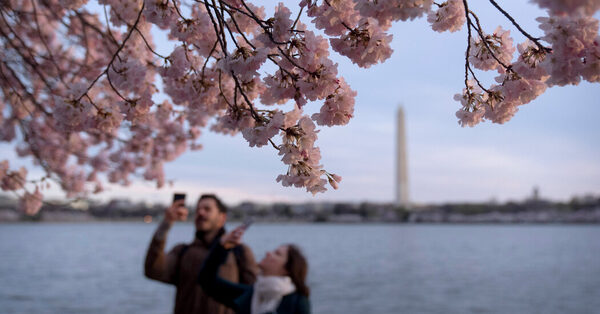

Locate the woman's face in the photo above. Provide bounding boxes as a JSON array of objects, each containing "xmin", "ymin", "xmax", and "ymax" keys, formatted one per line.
[{"xmin": 258, "ymin": 245, "xmax": 289, "ymax": 276}]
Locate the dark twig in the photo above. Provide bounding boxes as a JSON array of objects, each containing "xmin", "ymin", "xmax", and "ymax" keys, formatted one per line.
[
  {"xmin": 462, "ymin": 0, "xmax": 471, "ymax": 89},
  {"xmin": 488, "ymin": 0, "xmax": 551, "ymax": 53},
  {"xmin": 76, "ymin": 2, "xmax": 145, "ymax": 103},
  {"xmin": 134, "ymin": 27, "xmax": 168, "ymax": 59},
  {"xmin": 469, "ymin": 11, "xmax": 511, "ymax": 71}
]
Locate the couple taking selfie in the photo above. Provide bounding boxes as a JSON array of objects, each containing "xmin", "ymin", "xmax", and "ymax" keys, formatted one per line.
[{"xmin": 144, "ymin": 193, "xmax": 310, "ymax": 314}]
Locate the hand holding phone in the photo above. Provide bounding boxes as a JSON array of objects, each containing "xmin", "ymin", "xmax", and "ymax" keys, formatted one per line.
[
  {"xmin": 221, "ymin": 224, "xmax": 247, "ymax": 249},
  {"xmin": 165, "ymin": 193, "xmax": 188, "ymax": 222},
  {"xmin": 240, "ymin": 217, "xmax": 253, "ymax": 230}
]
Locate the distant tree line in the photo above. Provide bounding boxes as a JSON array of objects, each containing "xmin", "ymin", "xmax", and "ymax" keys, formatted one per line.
[{"xmin": 1, "ymin": 194, "xmax": 599, "ymax": 223}]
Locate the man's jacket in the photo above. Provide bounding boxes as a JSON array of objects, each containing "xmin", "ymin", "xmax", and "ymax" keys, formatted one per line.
[{"xmin": 145, "ymin": 221, "xmax": 258, "ymax": 314}]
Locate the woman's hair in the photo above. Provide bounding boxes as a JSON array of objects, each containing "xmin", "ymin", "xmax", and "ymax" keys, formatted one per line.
[{"xmin": 285, "ymin": 244, "xmax": 310, "ymax": 297}]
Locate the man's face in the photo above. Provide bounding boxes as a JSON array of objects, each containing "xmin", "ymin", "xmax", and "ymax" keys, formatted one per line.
[{"xmin": 195, "ymin": 198, "xmax": 226, "ymax": 232}]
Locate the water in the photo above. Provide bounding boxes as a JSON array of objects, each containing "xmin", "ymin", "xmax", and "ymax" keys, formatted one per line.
[{"xmin": 1, "ymin": 223, "xmax": 599, "ymax": 314}]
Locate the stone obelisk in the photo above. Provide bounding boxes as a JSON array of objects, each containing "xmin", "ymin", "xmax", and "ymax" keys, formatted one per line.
[{"xmin": 396, "ymin": 106, "xmax": 409, "ymax": 208}]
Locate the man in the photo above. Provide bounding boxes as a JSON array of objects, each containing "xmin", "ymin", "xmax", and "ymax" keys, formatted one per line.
[{"xmin": 145, "ymin": 194, "xmax": 258, "ymax": 314}]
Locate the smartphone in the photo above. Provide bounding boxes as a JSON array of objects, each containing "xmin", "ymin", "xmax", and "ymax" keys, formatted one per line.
[
  {"xmin": 241, "ymin": 217, "xmax": 253, "ymax": 230},
  {"xmin": 173, "ymin": 193, "xmax": 186, "ymax": 204}
]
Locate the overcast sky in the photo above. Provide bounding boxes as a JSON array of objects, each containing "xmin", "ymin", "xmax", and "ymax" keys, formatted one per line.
[{"xmin": 2, "ymin": 1, "xmax": 599, "ymax": 206}]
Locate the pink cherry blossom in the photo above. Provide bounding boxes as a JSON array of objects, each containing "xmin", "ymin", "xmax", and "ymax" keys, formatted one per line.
[
  {"xmin": 512, "ymin": 40, "xmax": 549, "ymax": 81},
  {"xmin": 330, "ymin": 17, "xmax": 393, "ymax": 68},
  {"xmin": 163, "ymin": 46, "xmax": 191, "ymax": 79},
  {"xmin": 355, "ymin": 0, "xmax": 433, "ymax": 29},
  {"xmin": 454, "ymin": 80, "xmax": 486, "ymax": 127},
  {"xmin": 283, "ymin": 105, "xmax": 303, "ymax": 129},
  {"xmin": 19, "ymin": 187, "xmax": 43, "ymax": 216},
  {"xmin": 303, "ymin": 0, "xmax": 360, "ymax": 37},
  {"xmin": 455, "ymin": 108, "xmax": 485, "ymax": 127},
  {"xmin": 312, "ymin": 78, "xmax": 356, "ymax": 126},
  {"xmin": 226, "ymin": 2, "xmax": 265, "ymax": 35},
  {"xmin": 60, "ymin": 0, "xmax": 88, "ymax": 10},
  {"xmin": 531, "ymin": 0, "xmax": 600, "ymax": 16},
  {"xmin": 494, "ymin": 72, "xmax": 547, "ymax": 105},
  {"xmin": 469, "ymin": 26, "xmax": 515, "ymax": 71},
  {"xmin": 537, "ymin": 15, "xmax": 600, "ymax": 86},
  {"xmin": 1, "ymin": 165, "xmax": 27, "ymax": 191},
  {"xmin": 107, "ymin": 57, "xmax": 147, "ymax": 93},
  {"xmin": 428, "ymin": 0, "xmax": 466, "ymax": 33},
  {"xmin": 144, "ymin": 0, "xmax": 176, "ymax": 29},
  {"xmin": 218, "ymin": 47, "xmax": 268, "ymax": 83},
  {"xmin": 242, "ymin": 111, "xmax": 283, "ymax": 147},
  {"xmin": 327, "ymin": 173, "xmax": 342, "ymax": 190}
]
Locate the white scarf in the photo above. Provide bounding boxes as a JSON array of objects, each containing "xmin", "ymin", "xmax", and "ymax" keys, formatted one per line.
[{"xmin": 251, "ymin": 275, "xmax": 296, "ymax": 314}]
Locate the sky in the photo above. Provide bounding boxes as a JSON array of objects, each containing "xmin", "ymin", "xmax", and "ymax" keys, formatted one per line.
[{"xmin": 1, "ymin": 1, "xmax": 599, "ymax": 206}]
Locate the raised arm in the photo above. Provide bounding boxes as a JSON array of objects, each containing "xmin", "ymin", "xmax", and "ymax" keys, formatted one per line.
[
  {"xmin": 144, "ymin": 200, "xmax": 188, "ymax": 283},
  {"xmin": 144, "ymin": 220, "xmax": 182, "ymax": 283},
  {"xmin": 236, "ymin": 244, "xmax": 259, "ymax": 285},
  {"xmin": 198, "ymin": 242, "xmax": 250, "ymax": 310}
]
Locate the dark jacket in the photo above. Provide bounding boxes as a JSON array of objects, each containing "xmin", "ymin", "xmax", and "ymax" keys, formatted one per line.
[
  {"xmin": 198, "ymin": 243, "xmax": 311, "ymax": 314},
  {"xmin": 145, "ymin": 221, "xmax": 258, "ymax": 314}
]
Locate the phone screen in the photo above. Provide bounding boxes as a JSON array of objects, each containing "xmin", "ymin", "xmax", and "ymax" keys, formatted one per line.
[
  {"xmin": 173, "ymin": 193, "xmax": 186, "ymax": 203},
  {"xmin": 241, "ymin": 217, "xmax": 253, "ymax": 230}
]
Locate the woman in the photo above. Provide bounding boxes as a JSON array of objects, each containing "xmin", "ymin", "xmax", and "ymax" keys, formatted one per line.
[{"xmin": 198, "ymin": 226, "xmax": 311, "ymax": 314}]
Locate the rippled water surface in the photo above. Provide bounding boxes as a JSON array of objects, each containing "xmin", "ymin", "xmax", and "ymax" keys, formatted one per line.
[{"xmin": 1, "ymin": 223, "xmax": 599, "ymax": 314}]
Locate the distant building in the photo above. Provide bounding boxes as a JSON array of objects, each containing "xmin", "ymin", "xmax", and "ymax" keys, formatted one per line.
[
  {"xmin": 532, "ymin": 186, "xmax": 540, "ymax": 201},
  {"xmin": 396, "ymin": 106, "xmax": 410, "ymax": 208}
]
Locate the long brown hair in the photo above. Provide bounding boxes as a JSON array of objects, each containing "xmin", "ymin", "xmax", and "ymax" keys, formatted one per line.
[{"xmin": 285, "ymin": 244, "xmax": 310, "ymax": 297}]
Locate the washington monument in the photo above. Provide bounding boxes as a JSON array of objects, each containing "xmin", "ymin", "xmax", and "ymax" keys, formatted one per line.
[{"xmin": 396, "ymin": 106, "xmax": 409, "ymax": 208}]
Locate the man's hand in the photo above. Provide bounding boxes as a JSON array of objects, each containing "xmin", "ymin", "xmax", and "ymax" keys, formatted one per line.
[
  {"xmin": 164, "ymin": 199, "xmax": 188, "ymax": 223},
  {"xmin": 220, "ymin": 226, "xmax": 246, "ymax": 249}
]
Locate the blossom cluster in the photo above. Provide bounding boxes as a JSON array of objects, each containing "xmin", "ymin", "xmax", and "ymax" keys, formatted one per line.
[
  {"xmin": 455, "ymin": 0, "xmax": 599, "ymax": 126},
  {"xmin": 531, "ymin": 0, "xmax": 600, "ymax": 16},
  {"xmin": 428, "ymin": 0, "xmax": 466, "ymax": 33}
]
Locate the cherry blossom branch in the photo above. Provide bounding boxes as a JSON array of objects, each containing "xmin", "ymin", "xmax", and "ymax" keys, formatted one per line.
[
  {"xmin": 323, "ymin": 0, "xmax": 354, "ymax": 32},
  {"xmin": 104, "ymin": 69, "xmax": 130, "ymax": 103},
  {"xmin": 211, "ymin": 0, "xmax": 229, "ymax": 52},
  {"xmin": 134, "ymin": 27, "xmax": 168, "ymax": 59},
  {"xmin": 226, "ymin": 0, "xmax": 317, "ymax": 76},
  {"xmin": 231, "ymin": 72, "xmax": 262, "ymax": 121},
  {"xmin": 171, "ymin": 0, "xmax": 187, "ymax": 20},
  {"xmin": 488, "ymin": 0, "xmax": 551, "ymax": 53},
  {"xmin": 237, "ymin": 0, "xmax": 287, "ymax": 46},
  {"xmin": 0, "ymin": 61, "xmax": 51, "ymax": 116},
  {"xmin": 219, "ymin": 9, "xmax": 241, "ymax": 49},
  {"xmin": 102, "ymin": 6, "xmax": 120, "ymax": 48},
  {"xmin": 462, "ymin": 0, "xmax": 472, "ymax": 89},
  {"xmin": 17, "ymin": 121, "xmax": 62, "ymax": 186},
  {"xmin": 268, "ymin": 139, "xmax": 280, "ymax": 150},
  {"xmin": 227, "ymin": 11, "xmax": 257, "ymax": 49},
  {"xmin": 75, "ymin": 2, "xmax": 145, "ymax": 103},
  {"xmin": 461, "ymin": 2, "xmax": 504, "ymax": 96},
  {"xmin": 291, "ymin": 6, "xmax": 304, "ymax": 30},
  {"xmin": 217, "ymin": 70, "xmax": 234, "ymax": 109},
  {"xmin": 467, "ymin": 65, "xmax": 492, "ymax": 94},
  {"xmin": 0, "ymin": 12, "xmax": 58, "ymax": 93},
  {"xmin": 78, "ymin": 13, "xmax": 92, "ymax": 72},
  {"xmin": 31, "ymin": 0, "xmax": 65, "ymax": 84},
  {"xmin": 202, "ymin": 1, "xmax": 228, "ymax": 56},
  {"xmin": 201, "ymin": 40, "xmax": 219, "ymax": 77},
  {"xmin": 197, "ymin": 1, "xmax": 306, "ymax": 124},
  {"xmin": 468, "ymin": 11, "xmax": 512, "ymax": 72}
]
